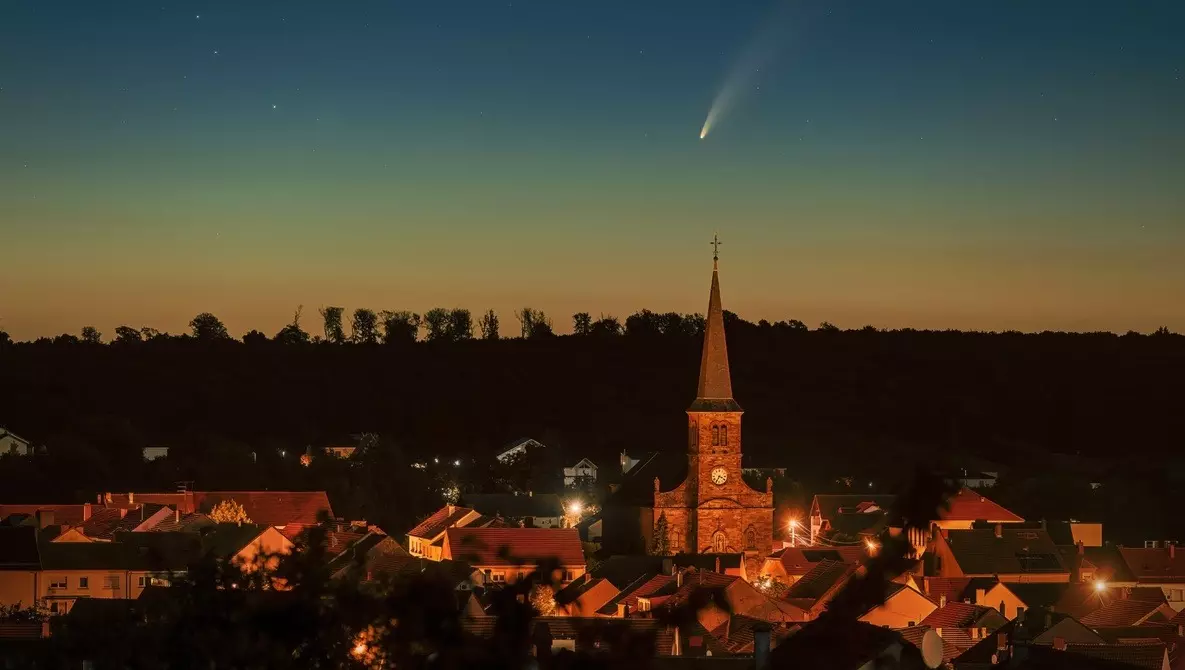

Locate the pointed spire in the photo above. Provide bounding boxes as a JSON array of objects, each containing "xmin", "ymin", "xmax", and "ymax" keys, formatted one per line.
[{"xmin": 691, "ymin": 238, "xmax": 740, "ymax": 411}]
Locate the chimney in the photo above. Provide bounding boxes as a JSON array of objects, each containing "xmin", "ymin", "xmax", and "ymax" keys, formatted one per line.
[
  {"xmin": 1171, "ymin": 544, "xmax": 1176, "ymax": 559},
  {"xmin": 753, "ymin": 624, "xmax": 771, "ymax": 668},
  {"xmin": 104, "ymin": 492, "xmax": 113, "ymax": 504},
  {"xmin": 923, "ymin": 578, "xmax": 930, "ymax": 594},
  {"xmin": 36, "ymin": 509, "xmax": 55, "ymax": 529},
  {"xmin": 616, "ymin": 602, "xmax": 626, "ymax": 618},
  {"xmin": 174, "ymin": 507, "xmax": 181, "ymax": 523},
  {"xmin": 82, "ymin": 503, "xmax": 92, "ymax": 522},
  {"xmin": 585, "ymin": 572, "xmax": 592, "ymax": 584},
  {"xmin": 447, "ymin": 504, "xmax": 455, "ymax": 516},
  {"xmin": 1077, "ymin": 540, "xmax": 1084, "ymax": 556},
  {"xmin": 715, "ymin": 556, "xmax": 721, "ymax": 574},
  {"xmin": 128, "ymin": 492, "xmax": 134, "ymax": 504},
  {"xmin": 1052, "ymin": 637, "xmax": 1066, "ymax": 651},
  {"xmin": 994, "ymin": 524, "xmax": 1003, "ymax": 539},
  {"xmin": 676, "ymin": 570, "xmax": 683, "ymax": 588},
  {"xmin": 939, "ymin": 594, "xmax": 947, "ymax": 608}
]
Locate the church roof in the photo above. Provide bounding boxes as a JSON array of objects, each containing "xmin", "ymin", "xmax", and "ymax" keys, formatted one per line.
[{"xmin": 689, "ymin": 256, "xmax": 740, "ymax": 413}]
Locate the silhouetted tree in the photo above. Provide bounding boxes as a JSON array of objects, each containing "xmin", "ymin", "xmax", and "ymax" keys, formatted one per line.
[
  {"xmin": 651, "ymin": 512, "xmax": 670, "ymax": 555},
  {"xmin": 625, "ymin": 310, "xmax": 661, "ymax": 337},
  {"xmin": 80, "ymin": 326, "xmax": 102, "ymax": 344},
  {"xmin": 478, "ymin": 309, "xmax": 500, "ymax": 340},
  {"xmin": 424, "ymin": 308, "xmax": 451, "ymax": 341},
  {"xmin": 572, "ymin": 312, "xmax": 592, "ymax": 336},
  {"xmin": 189, "ymin": 313, "xmax": 229, "ymax": 340},
  {"xmin": 113, "ymin": 326, "xmax": 142, "ymax": 344},
  {"xmin": 140, "ymin": 326, "xmax": 162, "ymax": 341},
  {"xmin": 787, "ymin": 319, "xmax": 807, "ymax": 331},
  {"xmin": 242, "ymin": 330, "xmax": 268, "ymax": 346},
  {"xmin": 516, "ymin": 308, "xmax": 553, "ymax": 339},
  {"xmin": 0, "ymin": 330, "xmax": 11, "ymax": 349},
  {"xmin": 379, "ymin": 311, "xmax": 419, "ymax": 343},
  {"xmin": 590, "ymin": 314, "xmax": 622, "ymax": 337},
  {"xmin": 448, "ymin": 308, "xmax": 474, "ymax": 341},
  {"xmin": 818, "ymin": 321, "xmax": 839, "ymax": 332},
  {"xmin": 352, "ymin": 308, "xmax": 379, "ymax": 344},
  {"xmin": 319, "ymin": 306, "xmax": 346, "ymax": 344}
]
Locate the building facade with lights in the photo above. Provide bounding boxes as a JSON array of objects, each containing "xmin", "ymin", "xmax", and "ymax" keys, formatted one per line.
[{"xmin": 651, "ymin": 255, "xmax": 774, "ymax": 559}]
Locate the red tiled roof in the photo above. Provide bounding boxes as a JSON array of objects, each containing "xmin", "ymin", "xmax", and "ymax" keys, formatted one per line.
[
  {"xmin": 897, "ymin": 625, "xmax": 961, "ymax": 663},
  {"xmin": 709, "ymin": 615, "xmax": 796, "ymax": 654},
  {"xmin": 1081, "ymin": 599, "xmax": 1175, "ymax": 628},
  {"xmin": 444, "ymin": 527, "xmax": 584, "ymax": 566},
  {"xmin": 661, "ymin": 570, "xmax": 739, "ymax": 612},
  {"xmin": 773, "ymin": 546, "xmax": 865, "ymax": 577},
  {"xmin": 407, "ymin": 505, "xmax": 476, "ymax": 539},
  {"xmin": 940, "ymin": 488, "xmax": 1024, "ymax": 523},
  {"xmin": 143, "ymin": 511, "xmax": 212, "ymax": 533},
  {"xmin": 0, "ymin": 504, "xmax": 87, "ymax": 526},
  {"xmin": 107, "ymin": 491, "xmax": 333, "ymax": 527},
  {"xmin": 611, "ymin": 573, "xmax": 677, "ymax": 613},
  {"xmin": 1120, "ymin": 548, "xmax": 1185, "ymax": 583},
  {"xmin": 920, "ymin": 602, "xmax": 999, "ymax": 629},
  {"xmin": 1064, "ymin": 642, "xmax": 1169, "ymax": 670},
  {"xmin": 784, "ymin": 559, "xmax": 858, "ymax": 604}
]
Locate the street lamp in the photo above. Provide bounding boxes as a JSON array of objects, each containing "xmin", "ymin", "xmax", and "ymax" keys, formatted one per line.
[{"xmin": 788, "ymin": 518, "xmax": 801, "ymax": 547}]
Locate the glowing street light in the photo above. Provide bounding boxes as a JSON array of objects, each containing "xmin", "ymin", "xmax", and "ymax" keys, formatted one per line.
[
  {"xmin": 1093, "ymin": 580, "xmax": 1107, "ymax": 592},
  {"xmin": 865, "ymin": 538, "xmax": 880, "ymax": 556},
  {"xmin": 788, "ymin": 517, "xmax": 802, "ymax": 547},
  {"xmin": 567, "ymin": 500, "xmax": 584, "ymax": 516}
]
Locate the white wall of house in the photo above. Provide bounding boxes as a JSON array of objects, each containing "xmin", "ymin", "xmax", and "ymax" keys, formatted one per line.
[{"xmin": 0, "ymin": 432, "xmax": 33, "ymax": 456}]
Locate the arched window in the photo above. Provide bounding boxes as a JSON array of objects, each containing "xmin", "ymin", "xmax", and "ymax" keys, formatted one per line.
[
  {"xmin": 711, "ymin": 425, "xmax": 720, "ymax": 446},
  {"xmin": 745, "ymin": 526, "xmax": 757, "ymax": 550},
  {"xmin": 721, "ymin": 425, "xmax": 729, "ymax": 447},
  {"xmin": 712, "ymin": 531, "xmax": 727, "ymax": 553},
  {"xmin": 670, "ymin": 528, "xmax": 682, "ymax": 552}
]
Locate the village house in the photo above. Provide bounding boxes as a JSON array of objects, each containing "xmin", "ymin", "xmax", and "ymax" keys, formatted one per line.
[
  {"xmin": 141, "ymin": 446, "xmax": 169, "ymax": 461},
  {"xmin": 0, "ymin": 428, "xmax": 34, "ymax": 457},
  {"xmin": 929, "ymin": 524, "xmax": 1070, "ymax": 583},
  {"xmin": 440, "ymin": 527, "xmax": 585, "ymax": 587},
  {"xmin": 463, "ymin": 492, "xmax": 565, "ymax": 528},
  {"xmin": 759, "ymin": 546, "xmax": 864, "ymax": 585},
  {"xmin": 405, "ymin": 505, "xmax": 484, "ymax": 560},
  {"xmin": 1119, "ymin": 545, "xmax": 1185, "ymax": 611},
  {"xmin": 495, "ymin": 437, "xmax": 547, "ymax": 464},
  {"xmin": 562, "ymin": 458, "xmax": 597, "ymax": 488}
]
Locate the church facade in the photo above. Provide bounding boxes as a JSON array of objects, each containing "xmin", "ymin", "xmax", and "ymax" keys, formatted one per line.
[{"xmin": 652, "ymin": 254, "xmax": 774, "ymax": 558}]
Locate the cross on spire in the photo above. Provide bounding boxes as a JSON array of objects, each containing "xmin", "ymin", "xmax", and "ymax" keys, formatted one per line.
[{"xmin": 711, "ymin": 233, "xmax": 722, "ymax": 268}]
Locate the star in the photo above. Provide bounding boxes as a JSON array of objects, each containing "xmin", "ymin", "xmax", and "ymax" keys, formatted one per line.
[
  {"xmin": 213, "ymin": 50, "xmax": 219, "ymax": 55},
  {"xmin": 272, "ymin": 104, "xmax": 277, "ymax": 109},
  {"xmin": 195, "ymin": 14, "xmax": 200, "ymax": 19}
]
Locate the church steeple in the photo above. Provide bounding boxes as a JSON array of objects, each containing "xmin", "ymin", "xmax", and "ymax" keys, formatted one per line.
[{"xmin": 690, "ymin": 235, "xmax": 741, "ymax": 412}]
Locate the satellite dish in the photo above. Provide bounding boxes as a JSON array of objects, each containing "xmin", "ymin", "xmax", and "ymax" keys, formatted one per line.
[{"xmin": 920, "ymin": 629, "xmax": 944, "ymax": 669}]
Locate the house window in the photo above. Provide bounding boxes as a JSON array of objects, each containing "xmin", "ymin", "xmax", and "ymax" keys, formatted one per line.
[
  {"xmin": 711, "ymin": 425, "xmax": 720, "ymax": 446},
  {"xmin": 721, "ymin": 425, "xmax": 728, "ymax": 446},
  {"xmin": 50, "ymin": 577, "xmax": 67, "ymax": 589},
  {"xmin": 712, "ymin": 532, "xmax": 727, "ymax": 553},
  {"xmin": 103, "ymin": 576, "xmax": 120, "ymax": 590},
  {"xmin": 491, "ymin": 572, "xmax": 506, "ymax": 583},
  {"xmin": 78, "ymin": 577, "xmax": 89, "ymax": 590},
  {"xmin": 49, "ymin": 602, "xmax": 59, "ymax": 614},
  {"xmin": 638, "ymin": 598, "xmax": 651, "ymax": 612},
  {"xmin": 138, "ymin": 576, "xmax": 147, "ymax": 588}
]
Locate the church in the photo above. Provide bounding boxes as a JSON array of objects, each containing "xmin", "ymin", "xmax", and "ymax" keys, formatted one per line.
[{"xmin": 651, "ymin": 250, "xmax": 775, "ymax": 558}]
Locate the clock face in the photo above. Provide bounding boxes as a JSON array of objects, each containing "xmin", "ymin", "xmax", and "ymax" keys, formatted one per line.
[{"xmin": 710, "ymin": 467, "xmax": 728, "ymax": 486}]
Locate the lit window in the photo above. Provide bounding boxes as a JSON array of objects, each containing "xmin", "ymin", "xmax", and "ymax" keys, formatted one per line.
[
  {"xmin": 50, "ymin": 577, "xmax": 67, "ymax": 589},
  {"xmin": 721, "ymin": 425, "xmax": 729, "ymax": 446},
  {"xmin": 638, "ymin": 598, "xmax": 651, "ymax": 612},
  {"xmin": 492, "ymin": 572, "xmax": 506, "ymax": 583},
  {"xmin": 712, "ymin": 426, "xmax": 720, "ymax": 446}
]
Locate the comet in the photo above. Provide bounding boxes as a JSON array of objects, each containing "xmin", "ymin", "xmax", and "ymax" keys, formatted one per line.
[{"xmin": 698, "ymin": 2, "xmax": 797, "ymax": 140}]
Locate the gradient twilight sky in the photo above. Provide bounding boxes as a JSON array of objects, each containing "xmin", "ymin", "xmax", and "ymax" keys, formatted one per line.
[{"xmin": 1, "ymin": 1, "xmax": 1183, "ymax": 340}]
